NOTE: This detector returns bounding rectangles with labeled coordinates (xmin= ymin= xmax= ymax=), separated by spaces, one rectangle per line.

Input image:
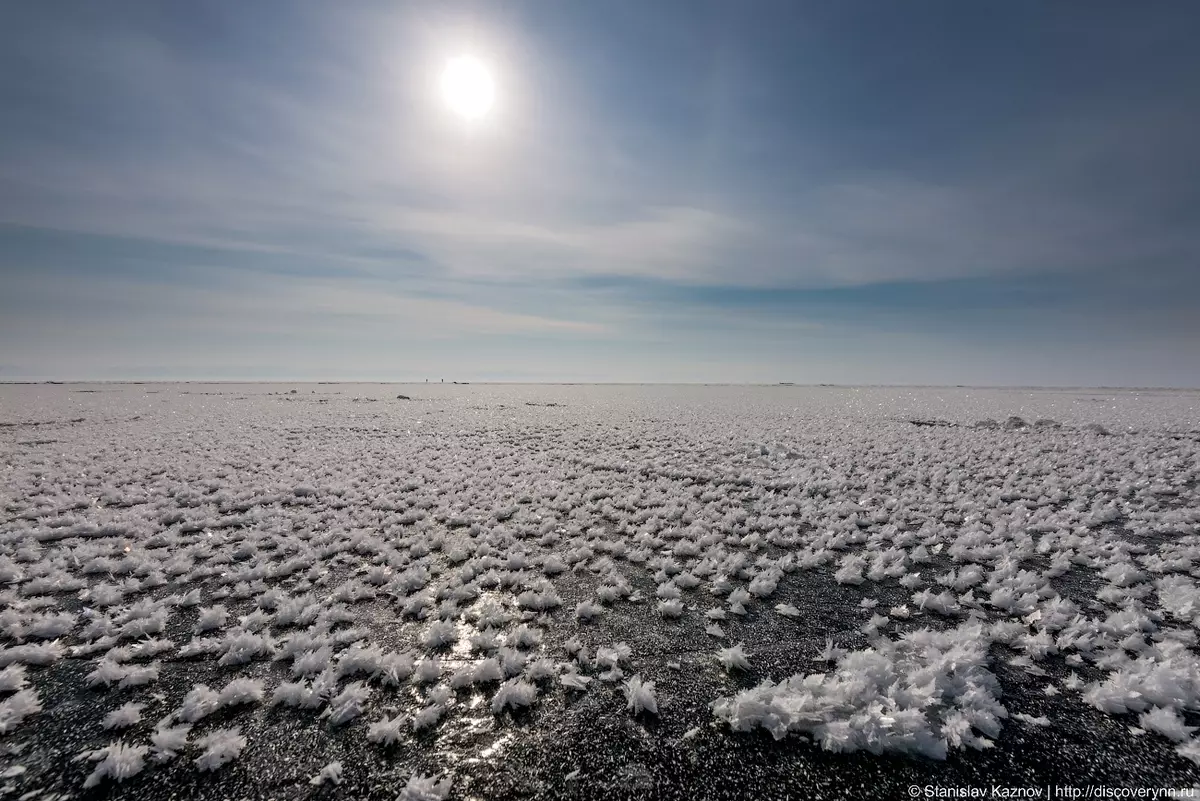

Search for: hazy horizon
xmin=3 ymin=378 xmax=1198 ymax=391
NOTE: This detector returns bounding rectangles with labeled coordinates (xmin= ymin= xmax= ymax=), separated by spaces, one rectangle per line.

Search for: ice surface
xmin=1 ymin=383 xmax=1199 ymax=793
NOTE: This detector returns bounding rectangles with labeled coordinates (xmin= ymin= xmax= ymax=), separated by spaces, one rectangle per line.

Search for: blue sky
xmin=2 ymin=0 xmax=1198 ymax=385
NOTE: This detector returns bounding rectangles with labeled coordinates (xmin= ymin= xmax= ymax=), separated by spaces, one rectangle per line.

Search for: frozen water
xmin=1 ymin=382 xmax=1199 ymax=795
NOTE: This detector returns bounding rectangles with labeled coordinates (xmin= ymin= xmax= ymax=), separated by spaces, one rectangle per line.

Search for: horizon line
xmin=1 ymin=379 xmax=1197 ymax=391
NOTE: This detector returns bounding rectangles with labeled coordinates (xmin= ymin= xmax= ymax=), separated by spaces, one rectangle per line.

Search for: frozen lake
xmin=1 ymin=383 xmax=1199 ymax=798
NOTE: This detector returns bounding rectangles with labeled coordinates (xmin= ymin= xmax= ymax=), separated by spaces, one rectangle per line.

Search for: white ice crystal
xmin=367 ymin=715 xmax=405 ymax=745
xmin=0 ymin=641 xmax=64 ymax=667
xmin=1138 ymin=706 xmax=1196 ymax=742
xmin=1012 ymin=713 xmax=1050 ymax=727
xmin=748 ymin=571 xmax=779 ymax=598
xmin=376 ymin=651 xmax=417 ymax=686
xmin=413 ymin=657 xmax=442 ymax=685
xmin=623 ymin=675 xmax=658 ymax=716
xmin=0 ymin=664 xmax=27 ymax=693
xmin=560 ymin=670 xmax=592 ymax=691
xmin=336 ymin=643 xmax=383 ymax=678
xmin=217 ymin=630 xmax=273 ymax=666
xmin=81 ymin=741 xmax=148 ymax=788
xmin=194 ymin=605 xmax=228 ymax=634
xmin=218 ymin=677 xmax=265 ymax=707
xmin=412 ymin=703 xmax=446 ymax=731
xmin=272 ymin=680 xmax=316 ymax=708
xmin=177 ymin=684 xmax=221 ymax=723
xmin=516 ymin=587 xmax=562 ymax=611
xmin=177 ymin=637 xmax=222 ymax=659
xmin=309 ymin=760 xmax=344 ymax=785
xmin=290 ymin=645 xmax=334 ymax=677
xmin=713 ymin=624 xmax=1005 ymax=759
xmin=912 ymin=589 xmax=960 ymax=617
xmin=101 ymin=702 xmax=143 ymax=730
xmin=524 ymin=658 xmax=557 ymax=683
xmin=150 ymin=724 xmax=191 ymax=762
xmin=1176 ymin=739 xmax=1200 ymax=766
xmin=717 ymin=643 xmax=752 ymax=673
xmin=119 ymin=663 xmax=160 ymax=688
xmin=421 ymin=620 xmax=458 ymax=650
xmin=596 ymin=642 xmax=632 ymax=670
xmin=1083 ymin=654 xmax=1200 ymax=715
xmin=492 ymin=677 xmax=538 ymax=714
xmin=508 ymin=624 xmax=543 ymax=649
xmin=24 ymin=611 xmax=76 ymax=639
xmin=398 ymin=772 xmax=452 ymax=801
xmin=194 ymin=727 xmax=247 ymax=771
xmin=473 ymin=657 xmax=504 ymax=684
xmin=469 ymin=628 xmax=501 ymax=653
xmin=0 ymin=688 xmax=41 ymax=734
xmin=658 ymin=598 xmax=684 ymax=618
xmin=498 ymin=647 xmax=527 ymax=677
xmin=324 ymin=682 xmax=371 ymax=726
xmin=575 ymin=600 xmax=604 ymax=621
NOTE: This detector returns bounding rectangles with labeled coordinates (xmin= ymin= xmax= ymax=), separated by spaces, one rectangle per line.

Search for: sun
xmin=440 ymin=55 xmax=495 ymax=120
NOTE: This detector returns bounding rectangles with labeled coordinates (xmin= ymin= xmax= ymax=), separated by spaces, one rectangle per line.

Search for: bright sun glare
xmin=441 ymin=55 xmax=495 ymax=120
